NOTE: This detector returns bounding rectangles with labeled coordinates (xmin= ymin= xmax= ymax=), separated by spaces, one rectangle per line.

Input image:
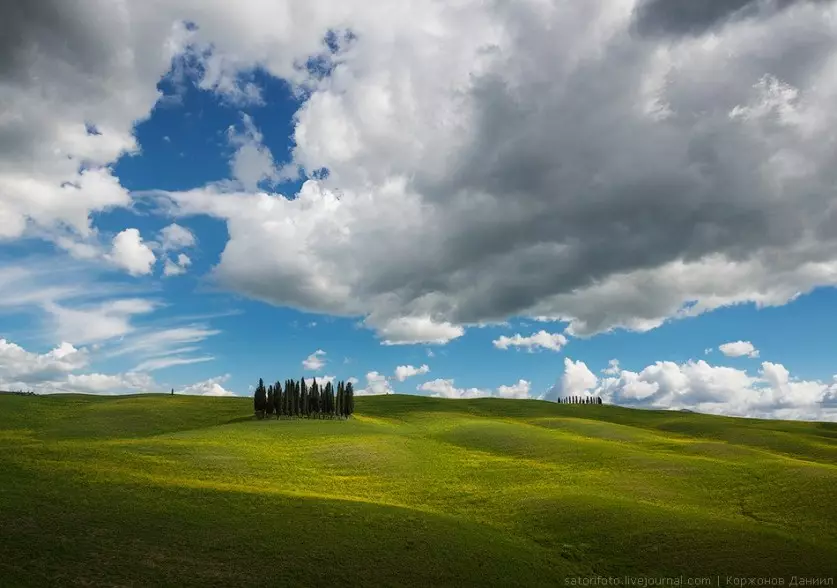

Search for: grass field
xmin=1 ymin=393 xmax=836 ymax=587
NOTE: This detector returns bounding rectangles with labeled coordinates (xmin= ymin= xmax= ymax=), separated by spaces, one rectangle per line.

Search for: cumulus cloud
xmin=0 ymin=1 xmax=187 ymax=254
xmin=417 ymin=377 xmax=532 ymax=400
xmin=227 ymin=114 xmax=285 ymax=191
xmin=357 ymin=371 xmax=394 ymax=396
xmin=302 ymin=349 xmax=327 ymax=370
xmin=159 ymin=224 xmax=196 ymax=251
xmin=418 ymin=378 xmax=489 ymax=399
xmin=493 ymin=330 xmax=568 ymax=352
xmin=394 ymin=364 xmax=430 ymax=382
xmin=374 ymin=316 xmax=465 ymax=346
xmin=602 ymin=359 xmax=621 ymax=376
xmin=178 ymin=374 xmax=235 ymax=396
xmin=496 ymin=379 xmax=532 ymax=399
xmin=548 ymin=356 xmax=837 ymax=421
xmin=156 ymin=0 xmax=837 ymax=345
xmin=64 ymin=372 xmax=156 ymax=395
xmin=0 ymin=335 xmax=229 ymax=396
xmin=0 ymin=339 xmax=89 ymax=384
xmin=106 ymin=229 xmax=156 ymax=276
xmin=719 ymin=340 xmax=760 ymax=358
xmin=163 ymin=253 xmax=192 ymax=277
xmin=543 ymin=358 xmax=600 ymax=401
xmin=303 ymin=375 xmax=335 ymax=387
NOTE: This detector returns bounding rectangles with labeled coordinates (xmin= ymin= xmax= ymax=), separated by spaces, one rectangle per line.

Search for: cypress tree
xmin=345 ymin=381 xmax=355 ymax=417
xmin=290 ymin=380 xmax=296 ymax=417
xmin=266 ymin=385 xmax=275 ymax=415
xmin=298 ymin=378 xmax=306 ymax=418
xmin=310 ymin=378 xmax=319 ymax=419
xmin=336 ymin=381 xmax=344 ymax=418
xmin=273 ymin=381 xmax=282 ymax=417
xmin=254 ymin=378 xmax=267 ymax=418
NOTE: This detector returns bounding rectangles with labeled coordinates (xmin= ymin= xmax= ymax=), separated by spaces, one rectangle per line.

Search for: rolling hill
xmin=1 ymin=393 xmax=835 ymax=586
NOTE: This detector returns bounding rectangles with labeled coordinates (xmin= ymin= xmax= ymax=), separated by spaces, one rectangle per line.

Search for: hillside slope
xmin=1 ymin=393 xmax=835 ymax=586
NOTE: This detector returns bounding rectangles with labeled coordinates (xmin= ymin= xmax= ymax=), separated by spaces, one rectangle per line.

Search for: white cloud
xmin=163 ymin=253 xmax=192 ymax=277
xmin=394 ymin=364 xmax=430 ymax=382
xmin=227 ymin=114 xmax=284 ymax=191
xmin=496 ymin=379 xmax=532 ymax=399
xmin=303 ymin=375 xmax=335 ymax=387
xmin=417 ymin=377 xmax=532 ymax=400
xmin=108 ymin=325 xmax=221 ymax=358
xmin=602 ymin=359 xmax=620 ymax=376
xmin=0 ymin=336 xmax=232 ymax=397
xmin=302 ymin=349 xmax=327 ymax=370
xmin=549 ymin=356 xmax=837 ymax=421
xmin=557 ymin=358 xmax=600 ymax=399
xmin=178 ymin=374 xmax=235 ymax=396
xmin=106 ymin=229 xmax=156 ymax=276
xmin=133 ymin=355 xmax=214 ymax=372
xmin=357 ymin=371 xmax=394 ymax=396
xmin=0 ymin=339 xmax=89 ymax=383
xmin=374 ymin=316 xmax=465 ymax=346
xmin=493 ymin=330 xmax=568 ymax=352
xmin=417 ymin=378 xmax=487 ymax=399
xmin=159 ymin=224 xmax=196 ymax=251
xmin=63 ymin=372 xmax=156 ymax=395
xmin=44 ymin=298 xmax=157 ymax=345
xmin=719 ymin=340 xmax=760 ymax=358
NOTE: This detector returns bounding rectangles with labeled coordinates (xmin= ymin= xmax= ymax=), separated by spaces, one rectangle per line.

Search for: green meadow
xmin=1 ymin=393 xmax=836 ymax=587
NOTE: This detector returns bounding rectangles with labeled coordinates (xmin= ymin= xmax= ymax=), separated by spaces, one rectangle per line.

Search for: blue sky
xmin=3 ymin=0 xmax=837 ymax=420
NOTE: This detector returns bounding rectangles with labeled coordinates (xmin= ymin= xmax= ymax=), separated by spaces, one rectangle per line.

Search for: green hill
xmin=1 ymin=393 xmax=835 ymax=586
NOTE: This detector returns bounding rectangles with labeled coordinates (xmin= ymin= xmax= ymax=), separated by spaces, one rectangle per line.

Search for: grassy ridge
xmin=1 ymin=393 xmax=835 ymax=587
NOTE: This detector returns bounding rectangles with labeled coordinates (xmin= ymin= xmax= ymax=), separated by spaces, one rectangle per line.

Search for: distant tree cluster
xmin=558 ymin=396 xmax=603 ymax=405
xmin=0 ymin=389 xmax=35 ymax=396
xmin=253 ymin=378 xmax=354 ymax=420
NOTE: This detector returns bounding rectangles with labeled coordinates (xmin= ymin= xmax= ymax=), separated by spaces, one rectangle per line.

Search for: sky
xmin=2 ymin=0 xmax=837 ymax=421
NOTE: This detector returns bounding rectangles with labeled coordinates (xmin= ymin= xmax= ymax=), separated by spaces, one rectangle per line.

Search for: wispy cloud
xmin=133 ymin=355 xmax=215 ymax=372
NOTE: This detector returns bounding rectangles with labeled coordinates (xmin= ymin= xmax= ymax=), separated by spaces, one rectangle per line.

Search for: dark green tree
xmin=254 ymin=378 xmax=267 ymax=418
xmin=310 ymin=378 xmax=319 ymax=418
xmin=345 ymin=381 xmax=355 ymax=417
xmin=298 ymin=378 xmax=306 ymax=418
xmin=273 ymin=382 xmax=282 ymax=417
xmin=266 ymin=385 xmax=275 ymax=416
xmin=336 ymin=381 xmax=344 ymax=418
